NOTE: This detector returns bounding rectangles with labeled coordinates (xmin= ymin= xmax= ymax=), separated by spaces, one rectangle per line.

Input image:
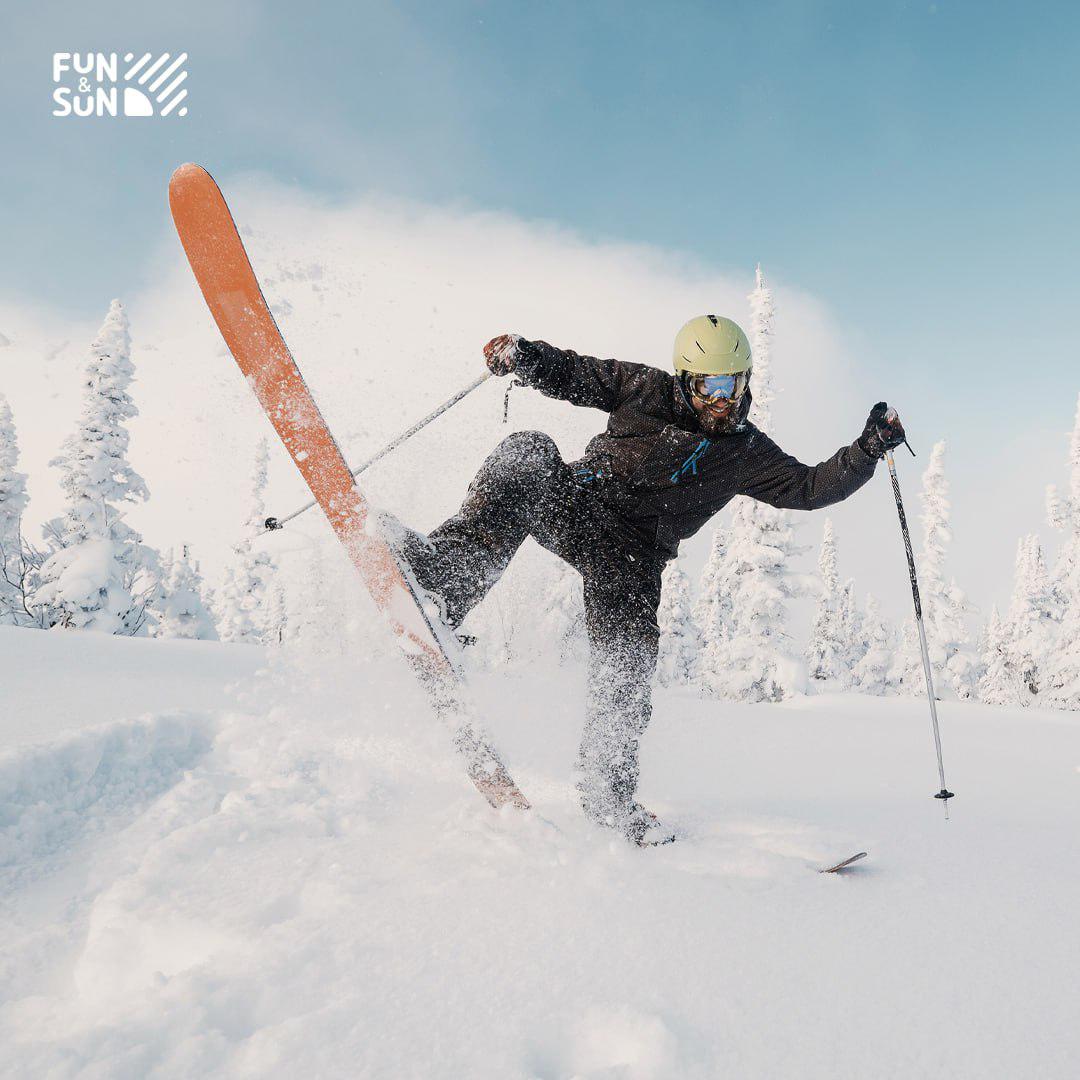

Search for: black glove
xmin=858 ymin=402 xmax=909 ymax=459
xmin=483 ymin=333 xmax=525 ymax=376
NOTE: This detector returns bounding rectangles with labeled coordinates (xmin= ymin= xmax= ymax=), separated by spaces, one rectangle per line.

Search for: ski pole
xmin=884 ymin=447 xmax=955 ymax=815
xmin=264 ymin=371 xmax=493 ymax=531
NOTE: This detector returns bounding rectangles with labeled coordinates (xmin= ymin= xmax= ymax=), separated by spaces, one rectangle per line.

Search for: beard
xmin=694 ymin=399 xmax=742 ymax=437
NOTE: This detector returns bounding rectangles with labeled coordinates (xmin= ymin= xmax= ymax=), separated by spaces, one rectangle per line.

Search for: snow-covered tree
xmin=838 ymin=579 xmax=862 ymax=675
xmin=287 ymin=546 xmax=322 ymax=649
xmin=1002 ymin=534 xmax=1059 ymax=701
xmin=695 ymin=528 xmax=731 ymax=691
xmin=218 ymin=438 xmax=276 ymax=644
xmin=937 ymin=578 xmax=979 ymax=699
xmin=265 ymin=579 xmax=288 ymax=645
xmin=904 ymin=441 xmax=977 ymax=698
xmin=694 ymin=529 xmax=729 ymax=641
xmin=33 ymin=300 xmax=156 ymax=634
xmin=698 ymin=267 xmax=807 ymax=701
xmin=891 ymin=616 xmax=926 ymax=697
xmin=287 ymin=543 xmax=346 ymax=659
xmin=807 ymin=519 xmax=847 ymax=685
xmin=807 ymin=518 xmax=863 ymax=691
xmin=1044 ymin=393 xmax=1080 ymax=709
xmin=156 ymin=545 xmax=218 ymax=640
xmin=703 ymin=496 xmax=807 ymax=701
xmin=0 ymin=394 xmax=31 ymax=625
xmin=656 ymin=560 xmax=699 ymax=687
xmin=851 ymin=594 xmax=895 ymax=695
xmin=539 ymin=561 xmax=588 ymax=664
xmin=978 ymin=604 xmax=1021 ymax=706
xmin=746 ymin=263 xmax=776 ymax=434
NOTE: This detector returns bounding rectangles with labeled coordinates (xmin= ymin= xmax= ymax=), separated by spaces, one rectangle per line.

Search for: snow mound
xmin=0 ymin=711 xmax=213 ymax=886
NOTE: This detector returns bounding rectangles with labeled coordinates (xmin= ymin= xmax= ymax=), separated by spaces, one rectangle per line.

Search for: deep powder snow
xmin=1 ymin=627 xmax=1078 ymax=1078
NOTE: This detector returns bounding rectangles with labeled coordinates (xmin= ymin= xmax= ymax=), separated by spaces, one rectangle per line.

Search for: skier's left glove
xmin=857 ymin=402 xmax=908 ymax=459
xmin=483 ymin=333 xmax=525 ymax=376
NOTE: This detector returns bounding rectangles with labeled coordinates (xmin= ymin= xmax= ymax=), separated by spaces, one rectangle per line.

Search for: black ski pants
xmin=417 ymin=431 xmax=668 ymax=824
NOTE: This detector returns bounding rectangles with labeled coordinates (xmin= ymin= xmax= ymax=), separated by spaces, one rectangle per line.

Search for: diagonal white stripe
xmin=124 ymin=52 xmax=152 ymax=80
xmin=157 ymin=70 xmax=188 ymax=102
xmin=160 ymin=88 xmax=188 ymax=116
xmin=148 ymin=52 xmax=187 ymax=92
xmin=138 ymin=53 xmax=171 ymax=85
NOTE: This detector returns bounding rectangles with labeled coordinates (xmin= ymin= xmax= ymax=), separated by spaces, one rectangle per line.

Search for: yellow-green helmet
xmin=672 ymin=315 xmax=752 ymax=377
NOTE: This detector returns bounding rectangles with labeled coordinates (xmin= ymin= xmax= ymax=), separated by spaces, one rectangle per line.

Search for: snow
xmin=2 ymin=628 xmax=1079 ymax=1077
xmin=0 ymin=626 xmax=262 ymax=747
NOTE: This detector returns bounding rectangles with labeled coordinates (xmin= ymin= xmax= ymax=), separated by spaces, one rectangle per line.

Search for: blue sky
xmin=4 ymin=0 xmax=1079 ymax=446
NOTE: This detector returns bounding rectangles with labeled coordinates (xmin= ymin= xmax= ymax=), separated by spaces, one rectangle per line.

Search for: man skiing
xmin=395 ymin=315 xmax=907 ymax=844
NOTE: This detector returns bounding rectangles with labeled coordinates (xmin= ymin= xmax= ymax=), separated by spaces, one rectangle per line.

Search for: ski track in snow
xmin=1 ymin=630 xmax=1079 ymax=1078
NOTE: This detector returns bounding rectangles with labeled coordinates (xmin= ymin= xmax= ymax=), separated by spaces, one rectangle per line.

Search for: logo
xmin=52 ymin=52 xmax=189 ymax=118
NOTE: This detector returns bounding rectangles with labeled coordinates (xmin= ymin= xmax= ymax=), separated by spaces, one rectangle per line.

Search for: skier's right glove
xmin=857 ymin=402 xmax=909 ymax=459
xmin=483 ymin=333 xmax=525 ymax=376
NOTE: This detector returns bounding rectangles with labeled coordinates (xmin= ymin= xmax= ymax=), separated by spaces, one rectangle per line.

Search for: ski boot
xmin=377 ymin=511 xmax=455 ymax=628
xmin=580 ymin=785 xmax=676 ymax=847
xmin=624 ymin=803 xmax=677 ymax=848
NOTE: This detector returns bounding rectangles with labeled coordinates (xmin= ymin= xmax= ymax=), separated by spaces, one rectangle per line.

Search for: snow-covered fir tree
xmin=1044 ymin=393 xmax=1080 ymax=709
xmin=156 ymin=546 xmax=218 ymax=640
xmin=0 ymin=394 xmax=31 ymax=625
xmin=695 ymin=528 xmax=731 ymax=693
xmin=286 ymin=545 xmax=323 ymax=650
xmin=33 ymin=300 xmax=156 ymax=634
xmin=693 ymin=528 xmax=729 ymax=639
xmin=891 ymin=616 xmax=926 ymax=697
xmin=698 ymin=266 xmax=807 ymax=701
xmin=1002 ymin=534 xmax=1059 ymax=701
xmin=217 ymin=437 xmax=276 ymax=644
xmin=746 ymin=263 xmax=775 ymax=433
xmin=807 ymin=519 xmax=848 ymax=685
xmin=656 ymin=559 xmax=699 ymax=687
xmin=978 ymin=604 xmax=1020 ymax=706
xmin=265 ymin=579 xmax=288 ymax=645
xmin=851 ymin=594 xmax=895 ymax=695
xmin=539 ymin=561 xmax=588 ymax=664
xmin=897 ymin=441 xmax=977 ymax=698
xmin=704 ymin=496 xmax=807 ymax=701
xmin=287 ymin=543 xmax=346 ymax=659
xmin=838 ymin=579 xmax=862 ymax=676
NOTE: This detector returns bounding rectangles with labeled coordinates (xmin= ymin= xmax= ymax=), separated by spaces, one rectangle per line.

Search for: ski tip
xmin=169 ymin=162 xmax=215 ymax=193
xmin=819 ymin=851 xmax=868 ymax=874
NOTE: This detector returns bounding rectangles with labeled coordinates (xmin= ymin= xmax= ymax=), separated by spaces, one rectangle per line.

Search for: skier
xmin=393 ymin=315 xmax=907 ymax=844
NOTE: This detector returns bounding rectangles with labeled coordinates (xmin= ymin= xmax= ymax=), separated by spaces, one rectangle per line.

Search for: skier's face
xmin=689 ymin=389 xmax=742 ymax=435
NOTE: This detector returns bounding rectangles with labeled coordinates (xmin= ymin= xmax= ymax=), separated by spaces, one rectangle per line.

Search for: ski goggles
xmin=689 ymin=371 xmax=750 ymax=404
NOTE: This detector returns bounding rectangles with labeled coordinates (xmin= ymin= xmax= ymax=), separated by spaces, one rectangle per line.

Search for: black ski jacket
xmin=514 ymin=339 xmax=878 ymax=556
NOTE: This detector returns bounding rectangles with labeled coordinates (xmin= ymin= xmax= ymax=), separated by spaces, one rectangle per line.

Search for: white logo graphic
xmin=52 ymin=53 xmax=189 ymax=118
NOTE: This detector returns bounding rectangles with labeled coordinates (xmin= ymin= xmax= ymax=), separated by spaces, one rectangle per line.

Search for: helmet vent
xmin=695 ymin=340 xmax=706 ymax=354
xmin=707 ymin=315 xmax=718 ymax=326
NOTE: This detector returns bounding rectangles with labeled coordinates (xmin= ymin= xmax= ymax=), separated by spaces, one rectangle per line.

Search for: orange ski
xmin=169 ymin=163 xmax=527 ymax=810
